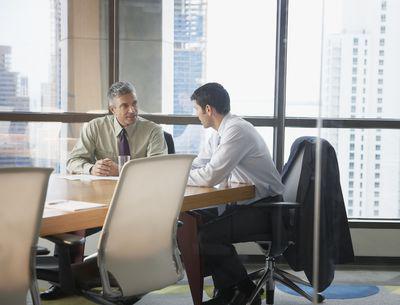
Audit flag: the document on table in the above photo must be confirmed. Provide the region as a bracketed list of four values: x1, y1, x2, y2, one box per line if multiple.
[46, 200, 107, 212]
[59, 174, 119, 181]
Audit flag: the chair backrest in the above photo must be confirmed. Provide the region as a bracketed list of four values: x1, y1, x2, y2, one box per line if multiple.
[97, 154, 195, 297]
[163, 131, 175, 154]
[0, 167, 52, 305]
[282, 148, 305, 202]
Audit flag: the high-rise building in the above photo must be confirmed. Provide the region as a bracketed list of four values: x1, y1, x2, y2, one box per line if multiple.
[323, 0, 400, 217]
[0, 45, 32, 167]
[173, 0, 207, 153]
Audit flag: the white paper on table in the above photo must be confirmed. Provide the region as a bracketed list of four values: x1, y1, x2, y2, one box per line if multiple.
[45, 200, 107, 212]
[58, 175, 119, 181]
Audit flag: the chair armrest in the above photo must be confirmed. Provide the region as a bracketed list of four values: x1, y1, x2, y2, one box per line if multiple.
[45, 233, 86, 246]
[36, 245, 50, 255]
[177, 220, 184, 227]
[254, 199, 300, 209]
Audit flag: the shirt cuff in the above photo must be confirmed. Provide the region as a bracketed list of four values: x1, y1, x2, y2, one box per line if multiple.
[83, 163, 94, 175]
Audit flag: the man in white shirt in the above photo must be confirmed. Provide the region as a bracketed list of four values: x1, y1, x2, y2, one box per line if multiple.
[188, 83, 284, 305]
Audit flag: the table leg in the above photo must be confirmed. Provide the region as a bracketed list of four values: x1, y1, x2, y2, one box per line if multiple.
[177, 212, 204, 305]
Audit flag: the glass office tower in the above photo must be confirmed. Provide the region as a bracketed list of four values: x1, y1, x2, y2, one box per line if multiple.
[173, 0, 207, 153]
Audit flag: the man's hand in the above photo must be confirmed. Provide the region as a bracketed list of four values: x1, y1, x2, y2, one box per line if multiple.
[90, 158, 119, 176]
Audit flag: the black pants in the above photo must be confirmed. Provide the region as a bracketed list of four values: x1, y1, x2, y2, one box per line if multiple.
[198, 203, 275, 289]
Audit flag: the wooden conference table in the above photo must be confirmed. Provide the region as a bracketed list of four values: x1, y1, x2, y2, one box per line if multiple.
[40, 175, 255, 305]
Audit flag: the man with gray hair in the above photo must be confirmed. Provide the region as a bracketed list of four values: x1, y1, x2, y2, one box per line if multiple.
[41, 82, 167, 300]
[67, 81, 167, 176]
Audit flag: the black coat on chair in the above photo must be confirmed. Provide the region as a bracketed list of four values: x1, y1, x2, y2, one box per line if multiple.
[282, 137, 354, 292]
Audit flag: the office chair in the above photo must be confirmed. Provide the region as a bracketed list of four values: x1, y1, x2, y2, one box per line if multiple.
[245, 136, 354, 305]
[36, 132, 175, 296]
[244, 148, 324, 305]
[39, 154, 195, 305]
[0, 167, 52, 305]
[163, 131, 175, 154]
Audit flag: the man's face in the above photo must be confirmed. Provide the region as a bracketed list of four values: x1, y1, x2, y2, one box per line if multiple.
[110, 93, 138, 127]
[194, 102, 212, 128]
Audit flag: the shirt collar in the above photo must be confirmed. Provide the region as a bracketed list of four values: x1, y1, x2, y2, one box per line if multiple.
[113, 115, 138, 138]
[217, 112, 232, 137]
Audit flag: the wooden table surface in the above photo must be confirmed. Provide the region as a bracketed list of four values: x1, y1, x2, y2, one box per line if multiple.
[40, 175, 255, 236]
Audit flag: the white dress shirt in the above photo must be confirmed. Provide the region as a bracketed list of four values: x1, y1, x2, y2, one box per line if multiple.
[188, 113, 285, 205]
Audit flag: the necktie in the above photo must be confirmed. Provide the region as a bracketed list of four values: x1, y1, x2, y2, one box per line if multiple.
[118, 129, 131, 156]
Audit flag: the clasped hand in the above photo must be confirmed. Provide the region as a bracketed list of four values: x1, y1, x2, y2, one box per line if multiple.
[91, 158, 119, 176]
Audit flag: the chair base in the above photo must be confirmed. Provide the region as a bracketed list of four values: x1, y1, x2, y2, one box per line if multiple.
[246, 258, 325, 305]
[81, 289, 142, 305]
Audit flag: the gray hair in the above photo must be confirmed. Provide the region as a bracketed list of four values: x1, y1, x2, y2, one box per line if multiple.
[107, 81, 137, 106]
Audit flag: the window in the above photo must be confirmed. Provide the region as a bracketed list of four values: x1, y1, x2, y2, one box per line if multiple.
[352, 67, 357, 74]
[349, 162, 354, 169]
[350, 152, 355, 160]
[375, 163, 380, 170]
[375, 154, 381, 160]
[381, 14, 386, 22]
[353, 48, 358, 55]
[349, 190, 354, 197]
[378, 79, 383, 85]
[348, 200, 353, 207]
[376, 135, 381, 141]
[353, 38, 359, 45]
[353, 57, 358, 65]
[377, 107, 382, 113]
[351, 105, 356, 112]
[374, 210, 379, 216]
[380, 26, 386, 33]
[349, 171, 354, 179]
[375, 182, 380, 188]
[377, 98, 383, 104]
[381, 1, 387, 10]
[379, 50, 385, 56]
[378, 88, 383, 94]
[352, 87, 357, 94]
[350, 143, 355, 150]
[352, 77, 357, 84]
[375, 172, 380, 179]
[379, 59, 384, 65]
[379, 38, 385, 46]
[374, 201, 379, 207]
[374, 191, 380, 197]
[378, 69, 384, 75]
[349, 181, 354, 188]
[348, 209, 353, 216]
[376, 145, 381, 150]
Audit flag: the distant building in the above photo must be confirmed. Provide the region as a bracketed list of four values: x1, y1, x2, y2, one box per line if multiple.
[323, 0, 400, 217]
[173, 0, 207, 153]
[0, 45, 32, 167]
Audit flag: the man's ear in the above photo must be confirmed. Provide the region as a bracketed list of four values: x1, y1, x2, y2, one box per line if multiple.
[109, 105, 116, 115]
[205, 104, 213, 116]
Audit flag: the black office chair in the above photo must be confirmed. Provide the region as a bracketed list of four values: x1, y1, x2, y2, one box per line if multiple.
[245, 137, 354, 305]
[163, 131, 175, 154]
[245, 147, 324, 305]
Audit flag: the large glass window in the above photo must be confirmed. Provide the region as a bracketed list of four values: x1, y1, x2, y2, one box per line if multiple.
[0, 121, 83, 174]
[0, 0, 109, 114]
[286, 0, 400, 120]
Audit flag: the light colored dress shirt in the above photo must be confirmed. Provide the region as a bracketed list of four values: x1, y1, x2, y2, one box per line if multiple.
[67, 115, 167, 174]
[188, 113, 284, 204]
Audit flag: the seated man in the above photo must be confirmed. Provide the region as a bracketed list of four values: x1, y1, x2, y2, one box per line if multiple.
[41, 81, 167, 300]
[188, 83, 284, 305]
[67, 80, 167, 175]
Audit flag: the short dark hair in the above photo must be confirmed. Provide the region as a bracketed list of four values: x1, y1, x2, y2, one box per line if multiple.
[191, 82, 230, 115]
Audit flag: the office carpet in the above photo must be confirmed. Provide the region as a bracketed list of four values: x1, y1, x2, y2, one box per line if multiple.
[36, 282, 400, 305]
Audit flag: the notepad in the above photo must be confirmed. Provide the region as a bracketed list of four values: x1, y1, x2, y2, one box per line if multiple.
[59, 175, 119, 181]
[46, 200, 106, 212]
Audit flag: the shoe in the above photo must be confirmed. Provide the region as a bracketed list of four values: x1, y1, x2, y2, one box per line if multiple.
[203, 286, 261, 305]
[229, 289, 261, 305]
[40, 285, 66, 300]
[203, 287, 235, 305]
